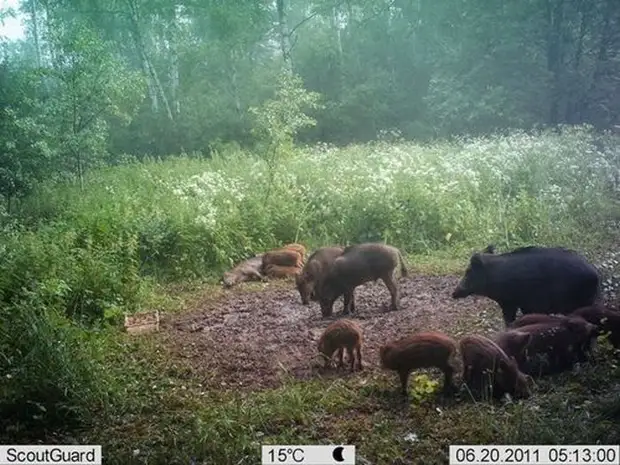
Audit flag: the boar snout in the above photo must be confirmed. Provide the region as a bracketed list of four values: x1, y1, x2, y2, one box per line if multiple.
[452, 284, 469, 299]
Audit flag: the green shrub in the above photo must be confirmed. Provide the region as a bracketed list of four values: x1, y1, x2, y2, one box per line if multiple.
[0, 299, 116, 433]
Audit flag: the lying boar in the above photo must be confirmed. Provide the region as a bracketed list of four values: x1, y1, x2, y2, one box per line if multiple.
[317, 319, 363, 371]
[459, 334, 533, 399]
[315, 243, 408, 317]
[296, 246, 345, 305]
[261, 249, 303, 271]
[222, 254, 266, 288]
[380, 331, 458, 396]
[264, 264, 302, 280]
[571, 305, 620, 348]
[452, 245, 601, 326]
[282, 243, 307, 263]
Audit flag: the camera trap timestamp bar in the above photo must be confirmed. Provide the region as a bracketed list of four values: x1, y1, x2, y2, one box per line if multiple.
[449, 445, 620, 465]
[261, 445, 355, 465]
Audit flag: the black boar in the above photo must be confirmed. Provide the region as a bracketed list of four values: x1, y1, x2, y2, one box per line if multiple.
[380, 331, 458, 396]
[222, 254, 266, 288]
[452, 245, 601, 326]
[317, 319, 363, 371]
[314, 243, 408, 317]
[296, 246, 345, 305]
[459, 334, 533, 400]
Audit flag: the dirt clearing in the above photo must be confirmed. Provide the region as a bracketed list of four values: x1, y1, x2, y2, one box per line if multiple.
[161, 275, 505, 391]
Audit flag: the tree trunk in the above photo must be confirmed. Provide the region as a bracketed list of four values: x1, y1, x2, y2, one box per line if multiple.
[583, 0, 616, 125]
[331, 5, 344, 94]
[565, 0, 589, 123]
[126, 0, 174, 121]
[28, 0, 42, 68]
[545, 0, 566, 125]
[169, 5, 181, 116]
[230, 49, 242, 116]
[276, 0, 293, 74]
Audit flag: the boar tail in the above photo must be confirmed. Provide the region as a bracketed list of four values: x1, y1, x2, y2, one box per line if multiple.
[398, 250, 408, 278]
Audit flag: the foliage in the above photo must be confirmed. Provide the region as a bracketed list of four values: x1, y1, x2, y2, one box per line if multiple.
[2, 0, 619, 157]
[38, 23, 145, 187]
[0, 128, 619, 451]
[249, 72, 323, 193]
[0, 300, 117, 432]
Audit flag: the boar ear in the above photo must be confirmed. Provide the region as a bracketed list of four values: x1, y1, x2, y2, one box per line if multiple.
[525, 374, 536, 389]
[483, 244, 496, 254]
[470, 253, 486, 269]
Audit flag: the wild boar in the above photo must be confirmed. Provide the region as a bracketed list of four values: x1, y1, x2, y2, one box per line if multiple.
[222, 254, 266, 288]
[380, 331, 458, 396]
[459, 334, 533, 399]
[282, 243, 307, 263]
[452, 245, 601, 326]
[514, 320, 598, 375]
[571, 304, 620, 348]
[314, 243, 408, 317]
[494, 330, 532, 368]
[264, 264, 302, 280]
[261, 249, 303, 271]
[317, 319, 363, 371]
[295, 246, 345, 305]
[510, 313, 569, 329]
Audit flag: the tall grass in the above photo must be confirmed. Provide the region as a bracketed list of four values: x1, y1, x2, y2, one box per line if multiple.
[1, 125, 619, 432]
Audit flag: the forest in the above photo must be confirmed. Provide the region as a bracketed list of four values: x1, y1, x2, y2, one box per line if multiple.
[1, 0, 620, 464]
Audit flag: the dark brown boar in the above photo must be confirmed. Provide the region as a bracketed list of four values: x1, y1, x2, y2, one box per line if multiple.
[510, 313, 597, 362]
[380, 331, 458, 396]
[261, 249, 303, 271]
[514, 320, 598, 376]
[510, 313, 568, 329]
[222, 254, 266, 288]
[314, 242, 408, 317]
[459, 335, 533, 400]
[264, 264, 302, 280]
[317, 319, 363, 371]
[571, 305, 620, 348]
[494, 330, 532, 368]
[295, 246, 345, 305]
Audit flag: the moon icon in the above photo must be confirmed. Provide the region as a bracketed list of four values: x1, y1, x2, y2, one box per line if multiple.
[332, 446, 345, 463]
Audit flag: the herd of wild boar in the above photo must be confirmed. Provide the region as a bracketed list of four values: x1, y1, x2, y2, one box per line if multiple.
[222, 242, 620, 401]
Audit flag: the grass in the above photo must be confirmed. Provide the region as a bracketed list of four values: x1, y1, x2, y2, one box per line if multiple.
[2, 124, 620, 463]
[52, 329, 620, 465]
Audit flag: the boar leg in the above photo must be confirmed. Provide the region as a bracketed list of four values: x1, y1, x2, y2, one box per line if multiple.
[381, 274, 400, 311]
[337, 347, 345, 369]
[442, 363, 455, 393]
[398, 370, 410, 396]
[355, 345, 363, 371]
[347, 347, 355, 371]
[343, 290, 355, 315]
[246, 268, 266, 282]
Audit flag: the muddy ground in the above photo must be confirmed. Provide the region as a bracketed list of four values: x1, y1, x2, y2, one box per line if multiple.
[161, 275, 506, 391]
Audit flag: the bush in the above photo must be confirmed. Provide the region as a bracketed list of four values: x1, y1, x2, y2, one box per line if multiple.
[0, 299, 116, 434]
